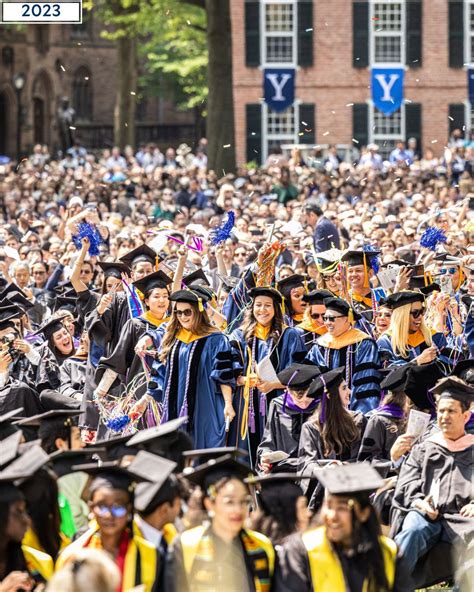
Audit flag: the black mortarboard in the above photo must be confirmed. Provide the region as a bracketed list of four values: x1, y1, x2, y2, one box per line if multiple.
[0, 283, 28, 301]
[126, 417, 193, 471]
[430, 376, 474, 406]
[303, 289, 333, 305]
[14, 409, 81, 428]
[119, 244, 157, 269]
[184, 454, 253, 493]
[0, 432, 23, 468]
[323, 297, 360, 320]
[97, 261, 131, 278]
[315, 249, 342, 273]
[92, 433, 137, 462]
[0, 444, 50, 481]
[2, 291, 34, 311]
[452, 359, 474, 385]
[53, 295, 77, 314]
[341, 249, 380, 267]
[53, 281, 74, 295]
[277, 364, 321, 389]
[133, 270, 172, 295]
[182, 269, 211, 288]
[191, 286, 216, 302]
[316, 463, 384, 496]
[33, 315, 69, 339]
[0, 303, 24, 321]
[248, 287, 283, 305]
[307, 367, 346, 398]
[418, 282, 441, 296]
[49, 447, 106, 478]
[0, 407, 23, 440]
[73, 461, 147, 494]
[380, 259, 409, 268]
[127, 451, 178, 513]
[244, 473, 304, 514]
[169, 289, 211, 305]
[434, 253, 461, 264]
[182, 447, 248, 467]
[245, 472, 304, 485]
[384, 291, 425, 310]
[277, 274, 306, 297]
[404, 363, 442, 410]
[380, 364, 411, 392]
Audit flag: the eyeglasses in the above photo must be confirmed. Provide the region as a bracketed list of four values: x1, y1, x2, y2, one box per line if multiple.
[310, 312, 324, 320]
[323, 314, 345, 322]
[410, 308, 425, 319]
[439, 267, 457, 275]
[175, 308, 193, 318]
[93, 504, 128, 518]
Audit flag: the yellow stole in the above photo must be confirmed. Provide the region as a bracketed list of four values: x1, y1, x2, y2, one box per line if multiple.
[176, 329, 206, 344]
[351, 290, 373, 307]
[302, 527, 397, 592]
[22, 545, 54, 581]
[384, 328, 435, 348]
[133, 520, 178, 546]
[141, 311, 169, 327]
[317, 327, 370, 350]
[297, 319, 327, 335]
[56, 527, 158, 592]
[180, 526, 275, 592]
[23, 527, 70, 556]
[292, 313, 305, 323]
[254, 323, 271, 341]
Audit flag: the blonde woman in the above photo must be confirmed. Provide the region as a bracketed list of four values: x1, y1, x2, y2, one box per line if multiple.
[149, 290, 236, 448]
[46, 549, 120, 592]
[377, 291, 447, 366]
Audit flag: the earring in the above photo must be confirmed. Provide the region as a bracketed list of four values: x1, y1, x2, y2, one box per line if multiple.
[207, 510, 215, 518]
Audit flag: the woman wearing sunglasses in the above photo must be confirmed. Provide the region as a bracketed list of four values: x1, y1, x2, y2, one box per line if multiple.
[376, 291, 447, 368]
[373, 300, 393, 339]
[169, 455, 275, 592]
[150, 289, 236, 449]
[295, 289, 332, 350]
[56, 465, 159, 592]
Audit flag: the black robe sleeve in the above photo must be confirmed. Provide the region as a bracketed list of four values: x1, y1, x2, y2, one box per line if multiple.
[358, 415, 399, 462]
[273, 534, 313, 592]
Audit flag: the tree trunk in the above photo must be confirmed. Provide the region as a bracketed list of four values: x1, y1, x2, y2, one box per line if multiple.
[205, 0, 235, 173]
[114, 36, 137, 150]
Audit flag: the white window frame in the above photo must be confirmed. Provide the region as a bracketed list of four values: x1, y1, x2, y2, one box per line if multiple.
[262, 101, 300, 163]
[369, 0, 406, 67]
[369, 101, 406, 158]
[464, 100, 473, 131]
[465, 0, 474, 67]
[260, 0, 297, 68]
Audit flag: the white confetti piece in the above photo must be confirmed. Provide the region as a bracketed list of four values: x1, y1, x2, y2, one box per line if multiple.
[448, 116, 454, 121]
[223, 144, 231, 148]
[305, 28, 313, 32]
[69, 126, 76, 130]
[130, 91, 136, 95]
[323, 131, 329, 136]
[431, 140, 438, 144]
[60, 64, 65, 72]
[352, 138, 359, 144]
[346, 103, 354, 107]
[301, 121, 308, 126]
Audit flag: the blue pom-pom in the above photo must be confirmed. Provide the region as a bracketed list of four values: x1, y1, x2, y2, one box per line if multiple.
[210, 211, 235, 246]
[72, 222, 103, 256]
[420, 226, 447, 251]
[105, 415, 130, 432]
[363, 244, 380, 274]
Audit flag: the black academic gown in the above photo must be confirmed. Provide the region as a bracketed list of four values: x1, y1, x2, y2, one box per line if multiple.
[0, 378, 43, 417]
[274, 532, 413, 592]
[298, 412, 366, 510]
[358, 412, 404, 463]
[59, 356, 87, 401]
[256, 395, 315, 473]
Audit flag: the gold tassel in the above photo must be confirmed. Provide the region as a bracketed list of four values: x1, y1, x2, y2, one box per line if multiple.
[155, 255, 160, 272]
[281, 297, 285, 317]
[363, 252, 370, 289]
[198, 297, 204, 312]
[348, 308, 354, 325]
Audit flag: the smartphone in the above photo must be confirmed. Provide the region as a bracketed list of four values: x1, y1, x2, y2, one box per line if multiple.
[438, 275, 454, 296]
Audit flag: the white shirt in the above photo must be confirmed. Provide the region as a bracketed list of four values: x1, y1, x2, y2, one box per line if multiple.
[135, 515, 163, 548]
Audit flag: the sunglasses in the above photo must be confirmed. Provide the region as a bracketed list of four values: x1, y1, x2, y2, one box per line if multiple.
[439, 267, 457, 275]
[323, 314, 345, 322]
[310, 312, 324, 320]
[175, 308, 193, 318]
[410, 308, 425, 319]
[94, 504, 128, 518]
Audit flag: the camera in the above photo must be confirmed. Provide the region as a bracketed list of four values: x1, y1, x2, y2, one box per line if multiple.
[0, 332, 20, 363]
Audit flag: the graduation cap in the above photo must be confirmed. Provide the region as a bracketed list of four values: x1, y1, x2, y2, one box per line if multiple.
[315, 249, 342, 274]
[0, 283, 29, 301]
[302, 289, 333, 305]
[277, 274, 306, 298]
[404, 363, 442, 410]
[0, 303, 24, 322]
[97, 260, 131, 279]
[0, 407, 23, 440]
[184, 454, 253, 494]
[127, 451, 178, 513]
[0, 444, 50, 481]
[72, 460, 149, 494]
[323, 297, 360, 321]
[169, 289, 211, 306]
[0, 432, 23, 468]
[182, 269, 211, 288]
[248, 287, 283, 305]
[433, 253, 462, 265]
[2, 291, 34, 311]
[119, 244, 158, 269]
[384, 291, 425, 310]
[244, 473, 304, 513]
[307, 367, 346, 399]
[132, 270, 172, 296]
[126, 417, 193, 471]
[53, 295, 77, 314]
[49, 447, 106, 478]
[316, 463, 384, 498]
[14, 409, 81, 428]
[380, 364, 411, 393]
[430, 376, 474, 407]
[277, 364, 321, 389]
[92, 433, 137, 462]
[452, 359, 474, 385]
[33, 315, 69, 339]
[418, 282, 441, 296]
[341, 249, 380, 267]
[182, 447, 248, 467]
[53, 281, 74, 295]
[380, 259, 410, 268]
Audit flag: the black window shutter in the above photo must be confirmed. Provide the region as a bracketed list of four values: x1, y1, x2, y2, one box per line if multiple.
[448, 1, 464, 68]
[352, 103, 368, 149]
[245, 1, 260, 67]
[406, 0, 422, 67]
[353, 2, 369, 68]
[405, 102, 422, 148]
[448, 104, 466, 134]
[297, 0, 314, 67]
[246, 103, 262, 164]
[299, 104, 315, 144]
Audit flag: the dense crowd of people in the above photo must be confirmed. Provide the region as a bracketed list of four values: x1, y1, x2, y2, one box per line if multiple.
[0, 135, 472, 591]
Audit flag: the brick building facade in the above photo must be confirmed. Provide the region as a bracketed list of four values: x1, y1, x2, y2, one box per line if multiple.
[231, 0, 474, 166]
[0, 15, 195, 158]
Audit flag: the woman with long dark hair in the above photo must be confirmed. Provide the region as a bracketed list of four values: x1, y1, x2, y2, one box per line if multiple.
[150, 289, 236, 449]
[298, 367, 366, 510]
[277, 274, 307, 326]
[274, 463, 412, 592]
[229, 287, 306, 466]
